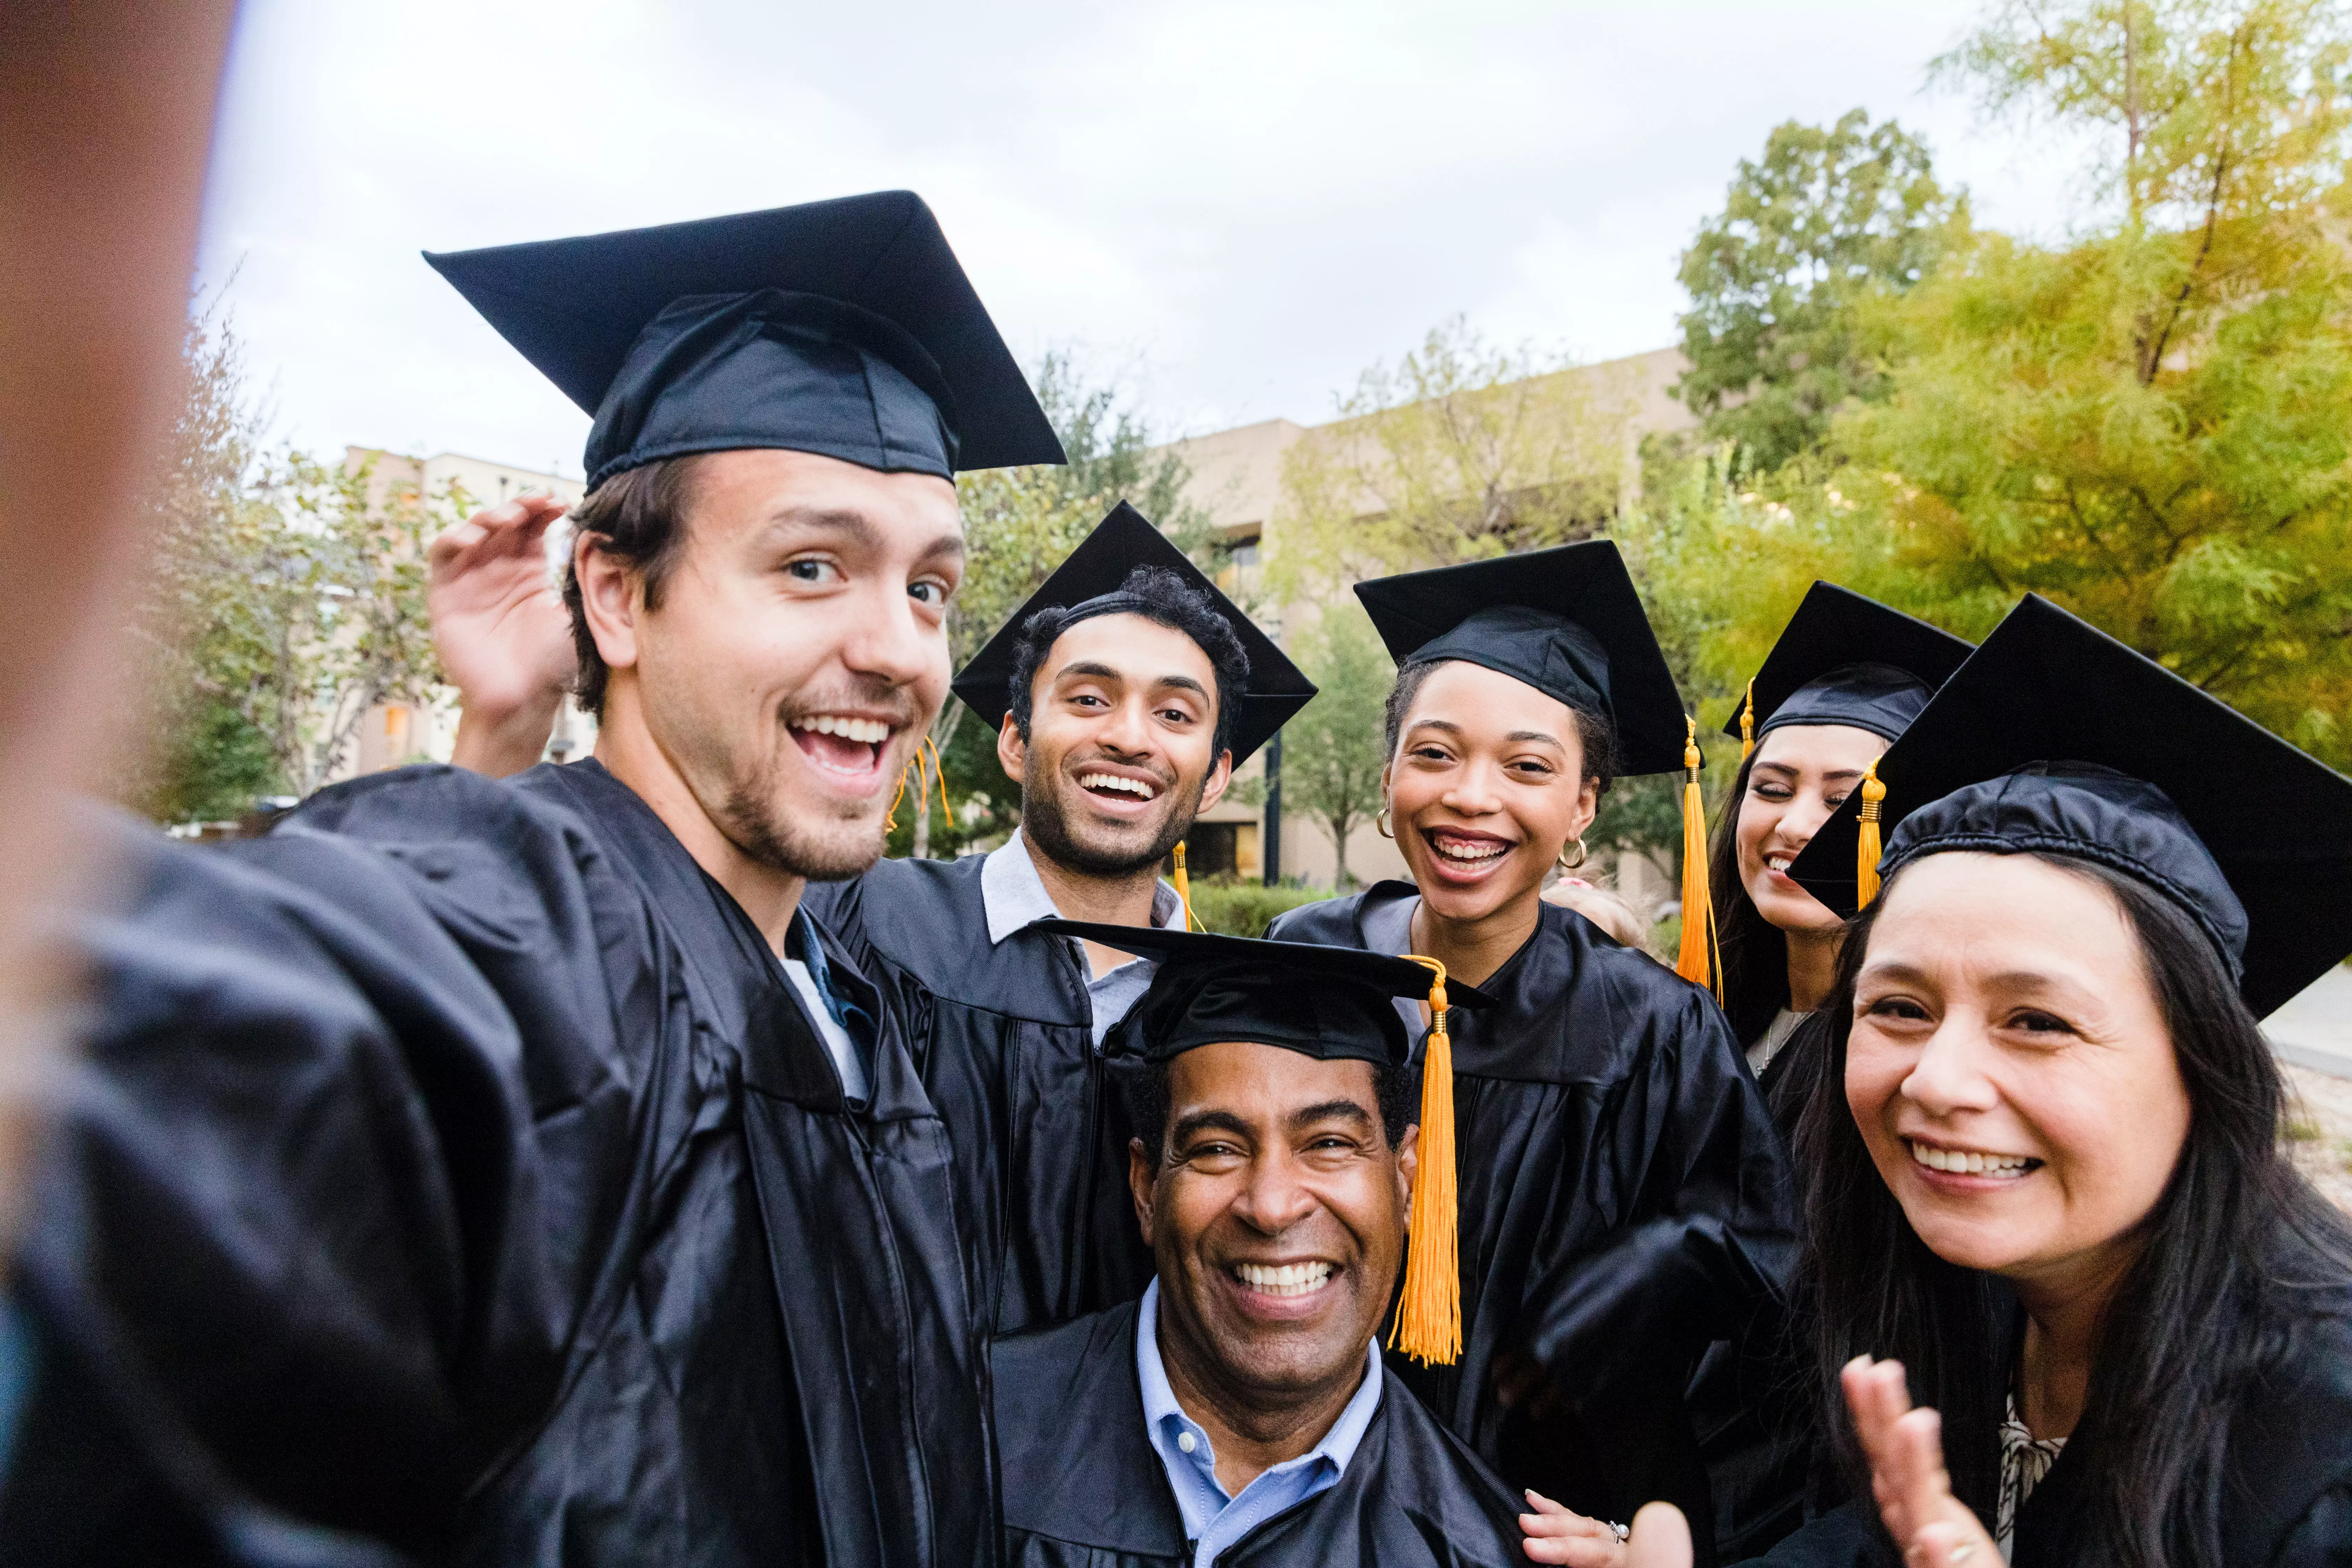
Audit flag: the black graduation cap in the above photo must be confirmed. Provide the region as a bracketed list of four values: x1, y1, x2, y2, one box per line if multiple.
[1787, 594, 2352, 1016]
[1352, 541, 1688, 775]
[1728, 582, 1975, 748]
[424, 190, 1065, 489]
[950, 502, 1316, 764]
[1040, 920, 1492, 1068]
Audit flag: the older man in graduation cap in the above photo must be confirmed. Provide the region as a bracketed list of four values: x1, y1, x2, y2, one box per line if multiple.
[990, 922, 1532, 1567]
[436, 498, 1319, 1338]
[1, 193, 1058, 1566]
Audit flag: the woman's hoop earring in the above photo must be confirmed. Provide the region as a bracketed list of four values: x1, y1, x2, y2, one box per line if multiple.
[1375, 807, 1394, 840]
[1556, 836, 1588, 872]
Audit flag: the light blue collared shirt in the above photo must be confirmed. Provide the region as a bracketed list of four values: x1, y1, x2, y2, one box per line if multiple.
[979, 828, 1184, 1047]
[1133, 1278, 1384, 1568]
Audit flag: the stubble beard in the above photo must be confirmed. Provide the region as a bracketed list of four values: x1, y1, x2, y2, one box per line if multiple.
[1020, 749, 1202, 878]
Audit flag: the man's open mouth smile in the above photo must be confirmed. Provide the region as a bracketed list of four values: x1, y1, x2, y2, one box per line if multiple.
[789, 713, 894, 781]
[1074, 764, 1166, 814]
[1231, 1260, 1335, 1298]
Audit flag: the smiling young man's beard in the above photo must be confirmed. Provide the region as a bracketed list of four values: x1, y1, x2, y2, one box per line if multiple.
[1020, 752, 1200, 878]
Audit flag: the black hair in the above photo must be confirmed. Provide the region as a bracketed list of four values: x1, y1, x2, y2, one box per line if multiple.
[560, 454, 707, 718]
[1380, 657, 1620, 794]
[1708, 747, 1791, 1048]
[1792, 852, 2352, 1568]
[1126, 1054, 1416, 1165]
[1006, 564, 1252, 760]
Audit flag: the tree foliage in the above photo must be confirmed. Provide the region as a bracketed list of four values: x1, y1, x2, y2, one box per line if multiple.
[1674, 110, 1966, 470]
[125, 310, 451, 818]
[1267, 319, 1639, 595]
[1832, 0, 2352, 764]
[1276, 604, 1395, 891]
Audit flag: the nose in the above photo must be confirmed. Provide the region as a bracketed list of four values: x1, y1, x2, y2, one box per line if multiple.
[1900, 1015, 2003, 1120]
[1230, 1148, 1319, 1238]
[1093, 693, 1158, 760]
[839, 580, 942, 694]
[1439, 755, 1505, 818]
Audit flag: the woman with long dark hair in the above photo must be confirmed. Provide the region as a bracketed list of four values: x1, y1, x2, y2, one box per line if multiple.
[1269, 542, 1795, 1563]
[1525, 594, 2352, 1567]
[1704, 586, 1971, 1106]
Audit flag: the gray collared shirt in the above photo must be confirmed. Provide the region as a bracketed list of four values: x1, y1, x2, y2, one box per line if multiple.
[979, 828, 1183, 1046]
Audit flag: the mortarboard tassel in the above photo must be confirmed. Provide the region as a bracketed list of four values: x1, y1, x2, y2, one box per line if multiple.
[1739, 680, 1756, 762]
[1391, 956, 1461, 1366]
[1856, 759, 1886, 907]
[1171, 841, 1199, 932]
[883, 736, 957, 836]
[1675, 717, 1721, 998]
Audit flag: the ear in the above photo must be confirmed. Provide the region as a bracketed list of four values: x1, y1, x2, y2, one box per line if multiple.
[1393, 1121, 1420, 1216]
[1570, 774, 1601, 840]
[996, 709, 1026, 785]
[1127, 1135, 1158, 1247]
[574, 529, 642, 677]
[1195, 748, 1234, 813]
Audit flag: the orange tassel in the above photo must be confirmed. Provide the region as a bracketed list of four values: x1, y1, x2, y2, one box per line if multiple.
[1856, 759, 1886, 908]
[1391, 955, 1460, 1366]
[883, 735, 957, 835]
[1739, 680, 1756, 762]
[1171, 841, 1198, 932]
[1675, 717, 1721, 999]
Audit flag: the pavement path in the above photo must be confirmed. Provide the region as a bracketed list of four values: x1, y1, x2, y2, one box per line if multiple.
[2270, 964, 2352, 1081]
[2271, 967, 2352, 1212]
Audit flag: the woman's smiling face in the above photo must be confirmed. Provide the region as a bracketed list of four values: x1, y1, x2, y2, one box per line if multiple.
[1383, 660, 1598, 926]
[1845, 852, 2192, 1295]
[1737, 722, 1888, 936]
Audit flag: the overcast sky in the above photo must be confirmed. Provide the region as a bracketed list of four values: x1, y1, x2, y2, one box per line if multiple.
[196, 1, 2103, 478]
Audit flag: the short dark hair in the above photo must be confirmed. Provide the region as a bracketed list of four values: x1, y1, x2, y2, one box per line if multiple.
[1125, 1054, 1416, 1166]
[1380, 656, 1620, 794]
[1006, 565, 1251, 759]
[560, 455, 707, 718]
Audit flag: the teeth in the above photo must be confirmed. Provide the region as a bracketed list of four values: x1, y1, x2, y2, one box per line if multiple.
[1766, 855, 1792, 872]
[1236, 1261, 1334, 1297]
[794, 715, 890, 744]
[1435, 838, 1507, 862]
[1079, 772, 1158, 799]
[1907, 1140, 2034, 1177]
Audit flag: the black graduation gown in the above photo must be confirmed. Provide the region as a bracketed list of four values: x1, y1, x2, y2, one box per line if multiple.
[1741, 1290, 2352, 1566]
[1269, 884, 1798, 1558]
[804, 854, 1156, 1336]
[992, 1298, 1527, 1567]
[0, 760, 988, 1568]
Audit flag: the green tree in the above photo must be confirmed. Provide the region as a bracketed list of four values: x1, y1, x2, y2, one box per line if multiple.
[126, 311, 453, 814]
[890, 353, 1217, 858]
[1674, 110, 1966, 471]
[1834, 0, 2352, 764]
[1277, 605, 1394, 891]
[1267, 319, 1639, 595]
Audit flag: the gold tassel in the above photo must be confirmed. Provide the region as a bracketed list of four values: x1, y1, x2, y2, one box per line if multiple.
[1171, 841, 1198, 932]
[1391, 955, 1460, 1366]
[1739, 680, 1756, 762]
[1856, 759, 1886, 908]
[884, 735, 957, 835]
[925, 735, 955, 830]
[1675, 717, 1720, 999]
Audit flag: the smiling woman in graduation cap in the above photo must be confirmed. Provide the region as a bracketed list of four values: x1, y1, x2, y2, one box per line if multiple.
[1532, 595, 2352, 1568]
[990, 923, 1530, 1568]
[1265, 541, 1797, 1560]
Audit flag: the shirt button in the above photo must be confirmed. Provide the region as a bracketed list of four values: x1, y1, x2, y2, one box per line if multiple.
[1177, 1432, 1198, 1454]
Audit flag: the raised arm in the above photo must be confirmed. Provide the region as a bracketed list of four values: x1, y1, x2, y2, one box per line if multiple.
[428, 494, 576, 777]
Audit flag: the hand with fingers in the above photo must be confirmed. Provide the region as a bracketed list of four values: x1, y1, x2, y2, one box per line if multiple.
[428, 494, 576, 777]
[1520, 1493, 1692, 1567]
[1843, 1355, 2001, 1568]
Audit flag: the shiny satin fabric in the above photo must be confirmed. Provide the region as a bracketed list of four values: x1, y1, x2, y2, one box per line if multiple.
[1270, 884, 1798, 1561]
[1738, 1283, 2352, 1567]
[992, 1299, 1526, 1567]
[0, 761, 988, 1567]
[805, 856, 1156, 1338]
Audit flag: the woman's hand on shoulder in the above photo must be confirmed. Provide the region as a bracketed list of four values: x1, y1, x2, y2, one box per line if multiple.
[1844, 1354, 2002, 1568]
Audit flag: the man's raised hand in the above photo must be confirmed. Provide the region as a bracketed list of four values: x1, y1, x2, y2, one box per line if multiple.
[428, 494, 575, 777]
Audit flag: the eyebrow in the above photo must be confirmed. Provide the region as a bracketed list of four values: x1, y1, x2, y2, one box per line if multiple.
[1169, 1109, 1253, 1145]
[763, 506, 966, 566]
[1290, 1099, 1375, 1132]
[1055, 660, 1210, 700]
[1753, 761, 1865, 783]
[1406, 717, 1559, 749]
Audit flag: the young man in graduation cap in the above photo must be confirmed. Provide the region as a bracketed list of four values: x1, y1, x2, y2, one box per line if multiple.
[990, 921, 1532, 1567]
[3, 193, 1056, 1567]
[436, 499, 1317, 1337]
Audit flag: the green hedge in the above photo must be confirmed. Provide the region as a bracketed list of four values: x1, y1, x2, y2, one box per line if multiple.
[1189, 880, 1336, 938]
